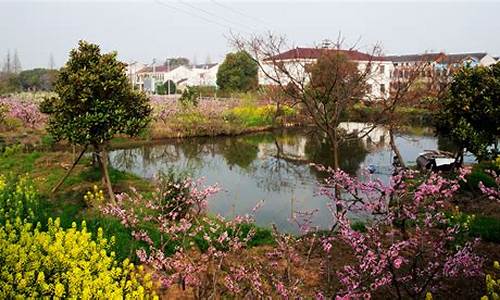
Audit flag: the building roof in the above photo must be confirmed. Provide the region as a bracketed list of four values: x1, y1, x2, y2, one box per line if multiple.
[264, 47, 385, 62]
[385, 53, 446, 63]
[193, 63, 218, 69]
[137, 65, 172, 73]
[137, 63, 218, 74]
[387, 52, 491, 64]
[441, 52, 488, 64]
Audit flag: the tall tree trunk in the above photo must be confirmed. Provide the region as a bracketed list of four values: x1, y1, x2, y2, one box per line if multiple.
[331, 130, 340, 170]
[389, 127, 406, 169]
[96, 145, 115, 203]
[51, 145, 88, 193]
[329, 129, 342, 214]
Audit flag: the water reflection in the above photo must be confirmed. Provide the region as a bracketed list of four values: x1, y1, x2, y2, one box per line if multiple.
[109, 125, 467, 233]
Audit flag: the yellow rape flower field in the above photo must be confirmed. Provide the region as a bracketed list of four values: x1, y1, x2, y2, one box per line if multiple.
[0, 217, 157, 299]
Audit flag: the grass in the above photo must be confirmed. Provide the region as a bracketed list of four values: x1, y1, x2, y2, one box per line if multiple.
[470, 215, 500, 243]
[0, 148, 275, 262]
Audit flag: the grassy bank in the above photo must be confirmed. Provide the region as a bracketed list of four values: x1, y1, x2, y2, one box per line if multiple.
[0, 148, 274, 261]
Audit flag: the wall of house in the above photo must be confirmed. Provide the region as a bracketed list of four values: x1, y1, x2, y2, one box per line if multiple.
[258, 58, 393, 100]
[480, 55, 498, 66]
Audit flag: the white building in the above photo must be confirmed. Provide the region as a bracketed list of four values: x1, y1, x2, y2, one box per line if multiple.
[134, 63, 219, 93]
[259, 47, 394, 100]
[189, 63, 219, 86]
[125, 61, 147, 87]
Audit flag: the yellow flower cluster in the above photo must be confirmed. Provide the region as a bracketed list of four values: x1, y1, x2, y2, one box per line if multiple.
[0, 175, 5, 191]
[83, 185, 105, 207]
[450, 206, 475, 231]
[0, 174, 37, 223]
[0, 217, 157, 299]
[482, 261, 500, 300]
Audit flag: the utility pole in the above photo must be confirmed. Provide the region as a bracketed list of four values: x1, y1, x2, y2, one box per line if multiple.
[166, 57, 171, 95]
[152, 58, 156, 95]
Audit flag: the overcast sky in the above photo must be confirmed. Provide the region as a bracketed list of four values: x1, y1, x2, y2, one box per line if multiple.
[1, 0, 499, 69]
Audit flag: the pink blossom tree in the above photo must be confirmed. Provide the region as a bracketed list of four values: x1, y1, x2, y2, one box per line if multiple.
[318, 166, 484, 299]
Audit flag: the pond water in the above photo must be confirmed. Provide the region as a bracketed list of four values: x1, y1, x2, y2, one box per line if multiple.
[109, 124, 474, 233]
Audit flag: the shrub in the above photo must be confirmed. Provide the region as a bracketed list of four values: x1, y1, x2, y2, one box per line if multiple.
[461, 162, 499, 192]
[1, 144, 23, 157]
[2, 116, 23, 131]
[0, 218, 157, 299]
[179, 86, 199, 107]
[41, 134, 56, 149]
[156, 170, 193, 220]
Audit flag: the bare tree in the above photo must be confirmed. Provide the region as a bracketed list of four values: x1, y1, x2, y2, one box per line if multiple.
[2, 50, 11, 73]
[232, 33, 383, 169]
[377, 55, 452, 168]
[49, 53, 55, 70]
[13, 49, 21, 73]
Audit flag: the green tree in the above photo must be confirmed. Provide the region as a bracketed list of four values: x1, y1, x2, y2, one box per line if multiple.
[18, 68, 59, 91]
[435, 63, 500, 162]
[156, 80, 176, 95]
[216, 51, 258, 92]
[164, 57, 190, 69]
[40, 41, 152, 201]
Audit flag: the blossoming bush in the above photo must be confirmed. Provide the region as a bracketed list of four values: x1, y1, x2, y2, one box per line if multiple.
[0, 217, 157, 299]
[101, 178, 301, 298]
[0, 97, 46, 129]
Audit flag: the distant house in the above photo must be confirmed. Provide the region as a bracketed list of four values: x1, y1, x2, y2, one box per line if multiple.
[441, 52, 497, 67]
[125, 61, 147, 88]
[386, 52, 447, 81]
[134, 63, 219, 93]
[386, 52, 497, 89]
[190, 63, 219, 86]
[259, 47, 394, 100]
[387, 52, 496, 67]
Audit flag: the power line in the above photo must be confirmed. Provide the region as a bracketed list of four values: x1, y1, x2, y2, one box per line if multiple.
[209, 0, 273, 29]
[155, 0, 248, 34]
[176, 0, 256, 34]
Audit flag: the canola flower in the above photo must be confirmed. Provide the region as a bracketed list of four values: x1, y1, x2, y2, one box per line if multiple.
[83, 185, 105, 207]
[0, 217, 157, 299]
[482, 261, 500, 300]
[0, 174, 37, 223]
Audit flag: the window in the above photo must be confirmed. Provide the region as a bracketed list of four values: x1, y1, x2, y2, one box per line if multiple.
[379, 65, 385, 74]
[380, 84, 386, 94]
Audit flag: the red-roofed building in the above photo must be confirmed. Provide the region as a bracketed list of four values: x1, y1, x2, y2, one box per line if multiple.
[259, 47, 393, 100]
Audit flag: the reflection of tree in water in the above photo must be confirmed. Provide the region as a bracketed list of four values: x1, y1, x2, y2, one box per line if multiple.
[174, 138, 210, 169]
[305, 132, 368, 180]
[253, 129, 315, 193]
[217, 138, 259, 170]
[112, 148, 138, 171]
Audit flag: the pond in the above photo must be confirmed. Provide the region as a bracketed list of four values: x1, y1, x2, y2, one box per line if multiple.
[109, 123, 474, 233]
